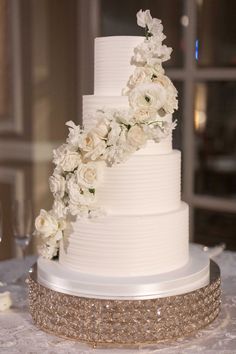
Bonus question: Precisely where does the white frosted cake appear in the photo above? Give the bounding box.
[30,12,220,345]
[35,11,210,299]
[59,36,188,277]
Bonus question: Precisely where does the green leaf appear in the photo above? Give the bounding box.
[89,188,95,194]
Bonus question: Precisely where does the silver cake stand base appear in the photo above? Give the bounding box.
[28,260,221,347]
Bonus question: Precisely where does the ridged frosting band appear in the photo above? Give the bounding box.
[59,202,189,277]
[96,150,181,215]
[94,36,143,95]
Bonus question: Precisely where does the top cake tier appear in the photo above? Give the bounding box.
[94,36,143,95]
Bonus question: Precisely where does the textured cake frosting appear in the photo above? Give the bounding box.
[59,36,189,276]
[94,36,144,96]
[60,202,189,277]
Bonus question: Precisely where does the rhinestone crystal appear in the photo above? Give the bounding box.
[28,260,221,346]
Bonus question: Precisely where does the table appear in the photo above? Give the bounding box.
[0,250,235,354]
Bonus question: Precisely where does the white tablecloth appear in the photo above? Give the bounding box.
[0,251,235,354]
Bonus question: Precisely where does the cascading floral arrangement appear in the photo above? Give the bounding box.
[34,10,178,259]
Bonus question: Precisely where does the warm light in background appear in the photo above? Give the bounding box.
[194,83,207,133]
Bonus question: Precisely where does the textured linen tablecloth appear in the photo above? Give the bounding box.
[0,251,235,354]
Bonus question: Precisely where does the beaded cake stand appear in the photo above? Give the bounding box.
[28,260,221,347]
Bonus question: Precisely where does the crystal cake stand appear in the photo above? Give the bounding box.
[28,246,221,346]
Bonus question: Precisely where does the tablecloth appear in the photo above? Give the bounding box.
[0,250,235,354]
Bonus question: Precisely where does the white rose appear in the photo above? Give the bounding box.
[49,173,65,198]
[136,9,152,28]
[53,144,80,172]
[62,151,80,172]
[127,125,147,148]
[134,107,157,123]
[79,131,106,161]
[67,174,96,210]
[69,189,95,216]
[129,83,167,111]
[128,67,150,89]
[76,162,100,188]
[35,209,58,238]
[67,175,82,204]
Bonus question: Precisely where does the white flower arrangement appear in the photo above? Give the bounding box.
[123,10,178,115]
[34,9,178,260]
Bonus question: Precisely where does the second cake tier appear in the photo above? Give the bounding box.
[96,149,181,215]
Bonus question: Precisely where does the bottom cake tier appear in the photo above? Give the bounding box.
[28,246,221,346]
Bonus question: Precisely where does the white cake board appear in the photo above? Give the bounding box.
[37,244,209,300]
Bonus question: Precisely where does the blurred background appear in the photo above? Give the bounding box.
[0,0,236,260]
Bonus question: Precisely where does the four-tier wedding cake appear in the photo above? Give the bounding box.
[29,10,220,345]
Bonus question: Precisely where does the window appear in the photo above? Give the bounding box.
[98,0,236,246]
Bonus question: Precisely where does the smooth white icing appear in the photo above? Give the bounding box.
[94,36,143,96]
[96,150,181,215]
[59,202,189,277]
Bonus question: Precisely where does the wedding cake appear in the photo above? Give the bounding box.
[29,10,220,345]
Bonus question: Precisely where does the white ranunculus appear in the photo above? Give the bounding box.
[53,144,80,172]
[153,75,178,113]
[35,209,58,238]
[66,121,82,148]
[129,83,167,111]
[127,125,147,149]
[49,173,66,198]
[76,162,100,188]
[136,9,152,28]
[124,65,165,95]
